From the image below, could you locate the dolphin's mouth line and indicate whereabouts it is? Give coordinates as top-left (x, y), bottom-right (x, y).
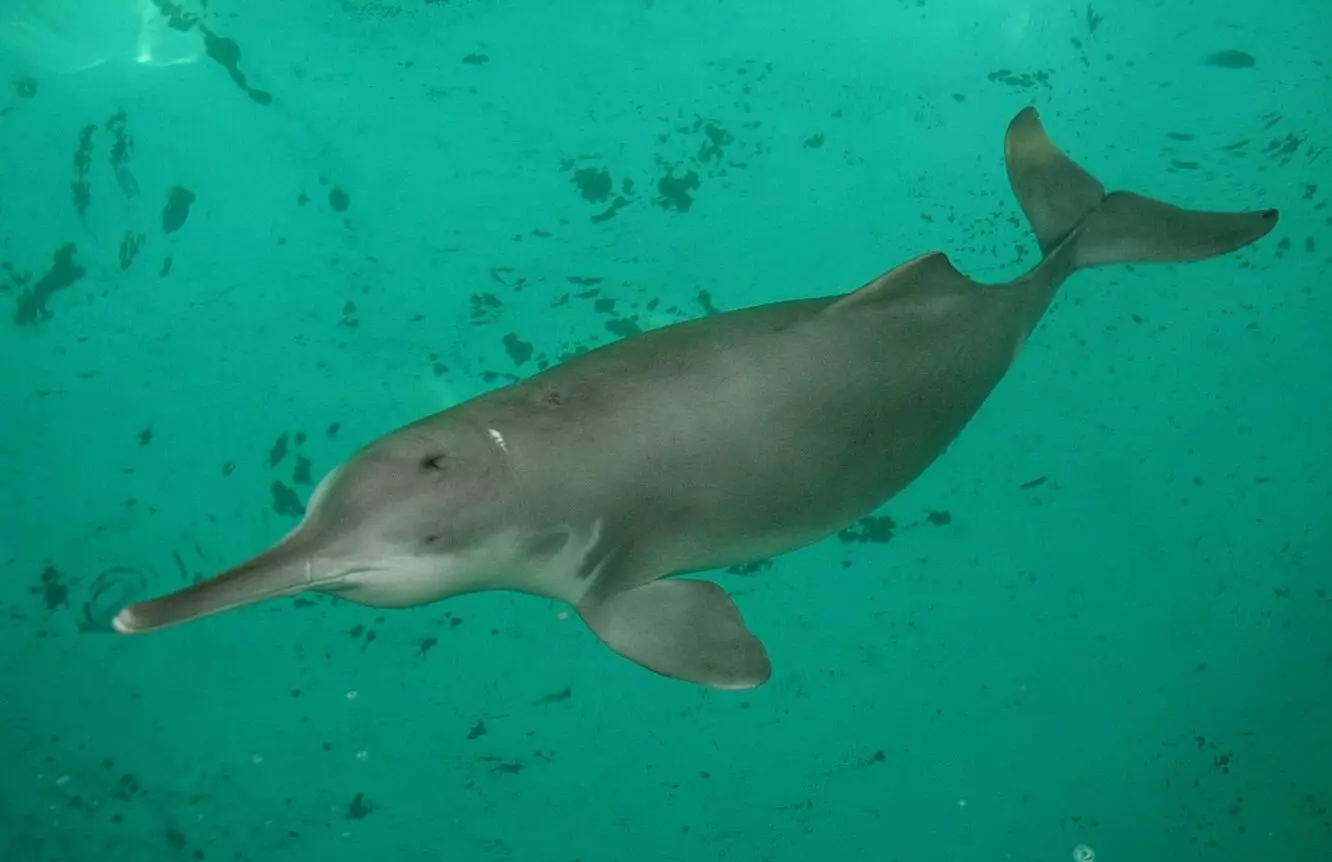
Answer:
top-left (307, 564), bottom-right (383, 593)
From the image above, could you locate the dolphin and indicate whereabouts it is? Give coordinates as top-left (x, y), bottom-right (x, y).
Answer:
top-left (112, 107), bottom-right (1278, 689)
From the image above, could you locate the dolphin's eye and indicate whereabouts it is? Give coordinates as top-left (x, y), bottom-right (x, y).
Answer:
top-left (420, 453), bottom-right (447, 471)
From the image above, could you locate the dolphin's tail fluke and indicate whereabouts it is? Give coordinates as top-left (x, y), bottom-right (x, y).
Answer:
top-left (1003, 107), bottom-right (1278, 268)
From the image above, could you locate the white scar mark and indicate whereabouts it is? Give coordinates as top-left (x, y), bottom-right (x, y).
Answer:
top-left (487, 427), bottom-right (509, 452)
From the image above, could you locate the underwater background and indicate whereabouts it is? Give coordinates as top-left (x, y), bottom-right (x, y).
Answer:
top-left (2, 1), bottom-right (1329, 860)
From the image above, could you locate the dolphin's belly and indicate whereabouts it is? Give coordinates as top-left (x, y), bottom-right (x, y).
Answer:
top-left (630, 359), bottom-right (970, 571)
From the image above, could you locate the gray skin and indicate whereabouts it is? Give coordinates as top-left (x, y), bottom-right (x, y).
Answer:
top-left (113, 107), bottom-right (1278, 689)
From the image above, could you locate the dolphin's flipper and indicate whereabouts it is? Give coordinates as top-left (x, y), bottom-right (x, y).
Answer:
top-left (1003, 107), bottom-right (1278, 268)
top-left (577, 579), bottom-right (772, 689)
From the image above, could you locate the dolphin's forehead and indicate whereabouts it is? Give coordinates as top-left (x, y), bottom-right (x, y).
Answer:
top-left (299, 424), bottom-right (509, 544)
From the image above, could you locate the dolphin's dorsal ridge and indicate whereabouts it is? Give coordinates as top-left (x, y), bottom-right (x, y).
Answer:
top-left (829, 251), bottom-right (973, 313)
top-left (577, 579), bottom-right (771, 689)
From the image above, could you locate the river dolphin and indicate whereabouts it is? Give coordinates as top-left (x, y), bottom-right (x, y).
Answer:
top-left (112, 107), bottom-right (1278, 689)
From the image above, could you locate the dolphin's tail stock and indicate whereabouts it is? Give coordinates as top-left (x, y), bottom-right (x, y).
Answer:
top-left (1002, 106), bottom-right (1278, 273)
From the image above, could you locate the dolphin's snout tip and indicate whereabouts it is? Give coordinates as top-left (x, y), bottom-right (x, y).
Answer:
top-left (111, 607), bottom-right (140, 634)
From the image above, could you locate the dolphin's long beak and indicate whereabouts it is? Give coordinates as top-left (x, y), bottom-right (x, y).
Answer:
top-left (112, 539), bottom-right (316, 634)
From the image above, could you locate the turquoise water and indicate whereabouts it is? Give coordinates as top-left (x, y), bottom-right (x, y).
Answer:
top-left (2, 1), bottom-right (1329, 860)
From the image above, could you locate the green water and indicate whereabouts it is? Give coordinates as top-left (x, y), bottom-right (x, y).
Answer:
top-left (2, 1), bottom-right (1328, 860)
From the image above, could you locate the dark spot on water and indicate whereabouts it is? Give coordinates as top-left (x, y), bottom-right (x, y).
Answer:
top-left (326, 422), bottom-right (341, 438)
top-left (271, 481), bottom-right (304, 517)
top-left (160, 256), bottom-right (173, 277)
top-left (986, 69), bottom-right (1052, 90)
top-left (13, 75), bottom-right (36, 98)
top-left (71, 125), bottom-right (94, 218)
top-left (502, 332), bottom-right (534, 365)
top-left (345, 793), bottom-right (374, 820)
top-left (417, 636), bottom-right (437, 658)
top-left (171, 551), bottom-right (189, 582)
top-left (471, 292), bottom-right (503, 324)
top-left (146, 0), bottom-right (199, 30)
top-left (119, 232), bottom-right (145, 270)
top-left (726, 558), bottom-right (773, 575)
top-left (268, 432), bottom-right (289, 467)
top-left (1020, 476), bottom-right (1048, 490)
top-left (573, 168), bottom-right (612, 203)
top-left (112, 773), bottom-right (140, 800)
top-left (115, 162), bottom-right (140, 198)
top-left (222, 461), bottom-right (234, 476)
top-left (200, 26), bottom-right (272, 104)
top-left (532, 686), bottom-right (572, 706)
top-left (162, 186), bottom-right (195, 234)
top-left (657, 169), bottom-right (700, 212)
top-left (37, 566), bottom-right (68, 610)
top-left (462, 53), bottom-right (489, 65)
top-left (14, 242), bottom-right (85, 326)
top-left (837, 515), bottom-right (896, 544)
top-left (292, 455), bottom-right (312, 485)
top-left (164, 828), bottom-right (188, 852)
top-left (605, 316), bottom-right (641, 337)
top-left (803, 133), bottom-right (825, 149)
top-left (467, 720), bottom-right (487, 740)
top-left (1206, 50), bottom-right (1255, 69)
top-left (693, 119), bottom-right (733, 165)
top-left (1086, 6), bottom-right (1103, 34)
top-left (329, 186), bottom-right (350, 212)
top-left (926, 510), bottom-right (951, 526)
top-left (138, 428), bottom-right (153, 446)
top-left (591, 195), bottom-right (631, 223)
top-left (105, 109), bottom-right (133, 171)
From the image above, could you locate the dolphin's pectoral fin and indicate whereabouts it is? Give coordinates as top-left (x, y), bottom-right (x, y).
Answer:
top-left (576, 579), bottom-right (772, 690)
